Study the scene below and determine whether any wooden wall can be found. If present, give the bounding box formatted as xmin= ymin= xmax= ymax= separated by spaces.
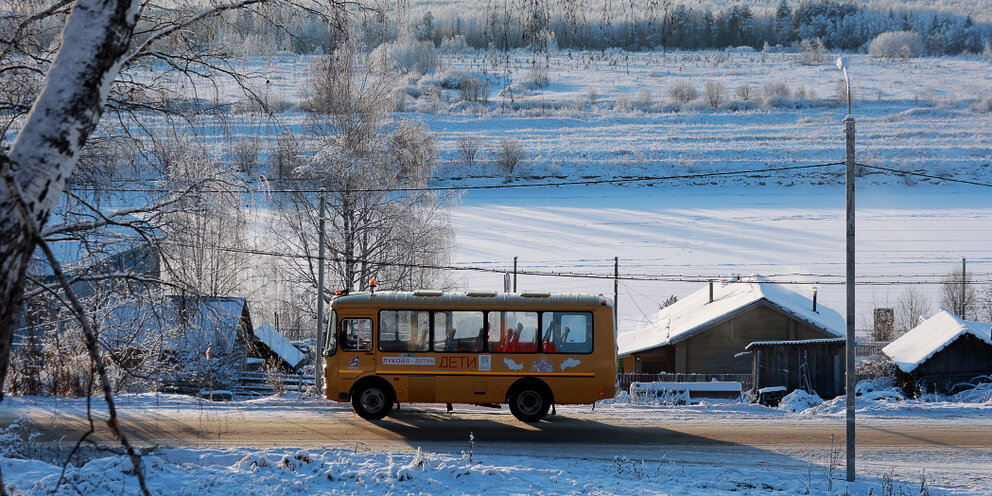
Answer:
xmin=751 ymin=341 xmax=845 ymax=398
xmin=900 ymin=334 xmax=992 ymax=394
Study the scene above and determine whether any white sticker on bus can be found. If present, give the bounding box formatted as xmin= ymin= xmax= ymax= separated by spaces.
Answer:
xmin=382 ymin=356 xmax=436 ymax=366
xmin=503 ymin=358 xmax=523 ymax=371
xmin=479 ymin=355 xmax=492 ymax=371
xmin=560 ymin=358 xmax=581 ymax=371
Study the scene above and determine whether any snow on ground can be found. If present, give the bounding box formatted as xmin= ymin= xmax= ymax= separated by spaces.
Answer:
xmin=3 ymin=389 xmax=992 ymax=494
xmin=0 ymin=444 xmax=957 ymax=496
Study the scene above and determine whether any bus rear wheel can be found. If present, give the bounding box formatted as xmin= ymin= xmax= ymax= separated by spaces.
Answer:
xmin=352 ymin=380 xmax=394 ymax=420
xmin=508 ymin=383 xmax=551 ymax=422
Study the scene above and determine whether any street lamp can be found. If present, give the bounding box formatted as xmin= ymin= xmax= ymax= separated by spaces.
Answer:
xmin=836 ymin=56 xmax=851 ymax=116
xmin=836 ymin=55 xmax=856 ymax=483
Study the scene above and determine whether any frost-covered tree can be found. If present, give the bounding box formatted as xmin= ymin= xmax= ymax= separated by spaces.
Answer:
xmin=280 ymin=43 xmax=453 ymax=308
xmin=0 ymin=0 xmax=356 ymax=402
xmin=941 ymin=265 xmax=977 ymax=320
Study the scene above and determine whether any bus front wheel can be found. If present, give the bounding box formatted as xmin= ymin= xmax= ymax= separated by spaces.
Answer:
xmin=352 ymin=380 xmax=394 ymax=420
xmin=508 ymin=382 xmax=551 ymax=423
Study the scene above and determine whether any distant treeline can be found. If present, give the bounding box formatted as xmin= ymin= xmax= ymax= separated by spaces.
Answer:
xmin=196 ymin=0 xmax=991 ymax=56
xmin=401 ymin=0 xmax=991 ymax=54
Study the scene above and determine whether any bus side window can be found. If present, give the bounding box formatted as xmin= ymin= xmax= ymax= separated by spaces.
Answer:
xmin=543 ymin=312 xmax=593 ymax=353
xmin=488 ymin=311 xmax=538 ymax=352
xmin=340 ymin=318 xmax=372 ymax=352
xmin=432 ymin=311 xmax=484 ymax=352
xmin=379 ymin=310 xmax=430 ymax=352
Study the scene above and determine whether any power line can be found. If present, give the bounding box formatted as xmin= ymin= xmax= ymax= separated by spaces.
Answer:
xmin=857 ymin=164 xmax=992 ymax=189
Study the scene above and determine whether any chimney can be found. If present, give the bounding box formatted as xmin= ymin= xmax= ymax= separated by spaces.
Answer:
xmin=812 ymin=288 xmax=818 ymax=312
xmin=709 ymin=280 xmax=714 ymax=303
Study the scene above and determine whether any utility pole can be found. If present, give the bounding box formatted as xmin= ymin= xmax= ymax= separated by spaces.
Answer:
xmin=513 ymin=256 xmax=518 ymax=292
xmin=835 ymin=56 xmax=857 ymax=482
xmin=843 ymin=95 xmax=857 ymax=484
xmin=315 ymin=193 xmax=326 ymax=396
xmin=961 ymin=258 xmax=967 ymax=319
xmin=614 ymin=257 xmax=619 ymax=332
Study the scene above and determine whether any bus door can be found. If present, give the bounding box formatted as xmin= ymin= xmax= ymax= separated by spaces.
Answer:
xmin=338 ymin=317 xmax=375 ymax=380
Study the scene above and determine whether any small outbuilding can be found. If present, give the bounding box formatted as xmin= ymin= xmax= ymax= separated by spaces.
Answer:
xmin=744 ymin=338 xmax=846 ymax=399
xmin=618 ymin=278 xmax=845 ymax=375
xmin=882 ymin=309 xmax=992 ymax=394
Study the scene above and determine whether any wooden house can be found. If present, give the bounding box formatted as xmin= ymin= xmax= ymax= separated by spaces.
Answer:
xmin=744 ymin=338 xmax=846 ymax=398
xmin=618 ymin=279 xmax=845 ymax=375
xmin=883 ymin=309 xmax=992 ymax=395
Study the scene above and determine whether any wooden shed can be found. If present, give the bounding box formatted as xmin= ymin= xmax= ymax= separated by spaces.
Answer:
xmin=744 ymin=338 xmax=846 ymax=398
xmin=883 ymin=309 xmax=992 ymax=395
xmin=617 ymin=279 xmax=845 ymax=375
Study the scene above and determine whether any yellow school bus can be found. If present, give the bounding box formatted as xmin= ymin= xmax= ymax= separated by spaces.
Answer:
xmin=323 ymin=291 xmax=617 ymax=422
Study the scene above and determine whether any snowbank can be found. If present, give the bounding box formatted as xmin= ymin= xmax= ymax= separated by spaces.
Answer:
xmin=778 ymin=390 xmax=823 ymax=413
xmin=0 ymin=445 xmax=958 ymax=496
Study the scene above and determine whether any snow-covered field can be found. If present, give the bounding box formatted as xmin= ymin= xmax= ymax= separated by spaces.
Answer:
xmin=146 ymin=49 xmax=992 ymax=326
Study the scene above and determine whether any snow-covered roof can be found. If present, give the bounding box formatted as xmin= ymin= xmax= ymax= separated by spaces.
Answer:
xmin=101 ymin=296 xmax=249 ymax=356
xmin=618 ymin=278 xmax=845 ymax=356
xmin=882 ymin=309 xmax=992 ymax=373
xmin=252 ymin=322 xmax=307 ymax=370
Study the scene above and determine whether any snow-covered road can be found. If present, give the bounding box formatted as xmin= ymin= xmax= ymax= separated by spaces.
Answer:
xmin=3 ymin=394 xmax=992 ymax=494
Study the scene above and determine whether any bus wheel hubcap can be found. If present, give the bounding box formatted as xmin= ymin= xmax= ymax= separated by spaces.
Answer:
xmin=361 ymin=389 xmax=385 ymax=412
xmin=518 ymin=391 xmax=542 ymax=415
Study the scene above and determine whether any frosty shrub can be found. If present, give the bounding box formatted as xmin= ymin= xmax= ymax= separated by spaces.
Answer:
xmin=586 ymin=86 xmax=598 ymax=105
xmin=764 ymin=80 xmax=791 ymax=100
xmin=390 ymin=119 xmax=438 ymax=177
xmin=793 ymin=84 xmax=811 ymax=101
xmin=669 ymin=80 xmax=697 ymax=104
xmin=798 ymin=38 xmax=826 ymax=65
xmin=264 ymin=358 xmax=286 ymax=394
xmin=634 ymin=88 xmax=653 ymax=109
xmin=457 ymin=135 xmax=481 ymax=166
xmin=859 ymin=354 xmax=896 ymax=381
xmin=459 ymin=76 xmax=488 ymax=102
xmin=974 ymin=94 xmax=992 ymax=114
xmin=269 ymin=133 xmax=299 ymax=179
xmin=493 ymin=137 xmax=526 ymax=177
xmin=525 ymin=65 xmax=550 ymax=88
xmin=371 ymin=35 xmax=440 ymax=74
xmin=869 ymin=31 xmax=925 ymax=58
xmin=703 ymin=81 xmax=725 ymax=109
xmin=735 ymin=84 xmax=756 ymax=102
xmin=231 ymin=138 xmax=260 ymax=174
xmin=439 ymin=34 xmax=468 ymax=55
xmin=614 ymin=93 xmax=632 ymax=113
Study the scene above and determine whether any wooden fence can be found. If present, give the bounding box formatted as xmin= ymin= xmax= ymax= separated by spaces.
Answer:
xmin=856 ymin=340 xmax=890 ymax=358
xmin=237 ymin=371 xmax=315 ymax=396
